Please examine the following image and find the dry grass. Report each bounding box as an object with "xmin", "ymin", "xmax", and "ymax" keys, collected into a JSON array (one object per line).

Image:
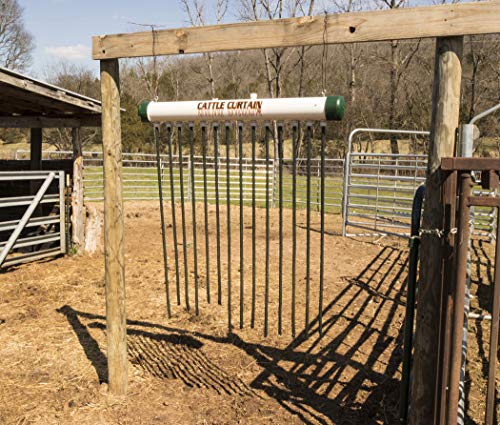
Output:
[{"xmin": 0, "ymin": 202, "xmax": 497, "ymax": 424}]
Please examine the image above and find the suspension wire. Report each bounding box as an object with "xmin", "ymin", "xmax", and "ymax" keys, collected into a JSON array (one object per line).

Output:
[
  {"xmin": 250, "ymin": 123, "xmax": 257, "ymax": 329},
  {"xmin": 321, "ymin": 12, "xmax": 329, "ymax": 96},
  {"xmin": 278, "ymin": 123, "xmax": 284, "ymax": 335},
  {"xmin": 177, "ymin": 124, "xmax": 190, "ymax": 311},
  {"xmin": 166, "ymin": 124, "xmax": 181, "ymax": 305},
  {"xmin": 225, "ymin": 123, "xmax": 232, "ymax": 332},
  {"xmin": 238, "ymin": 123, "xmax": 244, "ymax": 329},
  {"xmin": 189, "ymin": 123, "xmax": 199, "ymax": 315},
  {"xmin": 264, "ymin": 123, "xmax": 271, "ymax": 337},
  {"xmin": 319, "ymin": 122, "xmax": 326, "ymax": 336},
  {"xmin": 201, "ymin": 123, "xmax": 211, "ymax": 304},
  {"xmin": 305, "ymin": 123, "xmax": 312, "ymax": 335},
  {"xmin": 213, "ymin": 123, "xmax": 223, "ymax": 306},
  {"xmin": 153, "ymin": 124, "xmax": 171, "ymax": 318},
  {"xmin": 291, "ymin": 123, "xmax": 298, "ymax": 338}
]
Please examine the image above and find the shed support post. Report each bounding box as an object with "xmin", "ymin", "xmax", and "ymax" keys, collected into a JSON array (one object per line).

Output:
[
  {"xmin": 100, "ymin": 58, "xmax": 127, "ymax": 396},
  {"xmin": 72, "ymin": 127, "xmax": 85, "ymax": 250},
  {"xmin": 30, "ymin": 128, "xmax": 43, "ymax": 196},
  {"xmin": 30, "ymin": 128, "xmax": 42, "ymax": 170},
  {"xmin": 409, "ymin": 36, "xmax": 463, "ymax": 425}
]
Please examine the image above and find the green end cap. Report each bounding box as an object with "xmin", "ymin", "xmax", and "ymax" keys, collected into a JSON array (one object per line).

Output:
[
  {"xmin": 138, "ymin": 101, "xmax": 151, "ymax": 122},
  {"xmin": 325, "ymin": 96, "xmax": 345, "ymax": 121}
]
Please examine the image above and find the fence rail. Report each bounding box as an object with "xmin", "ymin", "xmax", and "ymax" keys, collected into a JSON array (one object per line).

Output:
[{"xmin": 13, "ymin": 148, "xmax": 497, "ymax": 240}]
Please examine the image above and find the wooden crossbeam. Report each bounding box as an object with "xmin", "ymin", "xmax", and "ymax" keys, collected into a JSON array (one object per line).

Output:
[
  {"xmin": 93, "ymin": 1, "xmax": 500, "ymax": 60},
  {"xmin": 0, "ymin": 115, "xmax": 101, "ymax": 128}
]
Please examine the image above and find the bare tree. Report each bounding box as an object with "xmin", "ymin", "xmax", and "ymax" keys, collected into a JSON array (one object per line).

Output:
[
  {"xmin": 180, "ymin": 0, "xmax": 228, "ymax": 98},
  {"xmin": 0, "ymin": 0, "xmax": 34, "ymax": 70},
  {"xmin": 43, "ymin": 64, "xmax": 101, "ymax": 150}
]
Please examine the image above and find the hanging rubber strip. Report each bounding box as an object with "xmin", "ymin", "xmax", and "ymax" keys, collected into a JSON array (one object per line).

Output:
[
  {"xmin": 213, "ymin": 123, "xmax": 222, "ymax": 305},
  {"xmin": 319, "ymin": 122, "xmax": 326, "ymax": 336},
  {"xmin": 189, "ymin": 123, "xmax": 199, "ymax": 315},
  {"xmin": 238, "ymin": 123, "xmax": 244, "ymax": 329},
  {"xmin": 278, "ymin": 123, "xmax": 284, "ymax": 335},
  {"xmin": 177, "ymin": 124, "xmax": 190, "ymax": 311},
  {"xmin": 201, "ymin": 123, "xmax": 211, "ymax": 304},
  {"xmin": 225, "ymin": 124, "xmax": 232, "ymax": 332},
  {"xmin": 291, "ymin": 123, "xmax": 298, "ymax": 338},
  {"xmin": 264, "ymin": 123, "xmax": 271, "ymax": 337},
  {"xmin": 305, "ymin": 123, "xmax": 312, "ymax": 335},
  {"xmin": 250, "ymin": 123, "xmax": 257, "ymax": 329},
  {"xmin": 166, "ymin": 124, "xmax": 181, "ymax": 305},
  {"xmin": 153, "ymin": 124, "xmax": 171, "ymax": 318}
]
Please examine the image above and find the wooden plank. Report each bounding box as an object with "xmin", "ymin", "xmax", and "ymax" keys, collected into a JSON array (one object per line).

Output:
[
  {"xmin": 0, "ymin": 115, "xmax": 101, "ymax": 128},
  {"xmin": 71, "ymin": 128, "xmax": 85, "ymax": 250},
  {"xmin": 0, "ymin": 70, "xmax": 102, "ymax": 114},
  {"xmin": 100, "ymin": 58, "xmax": 128, "ymax": 396},
  {"xmin": 93, "ymin": 1, "xmax": 500, "ymax": 60},
  {"xmin": 0, "ymin": 160, "xmax": 73, "ymax": 174},
  {"xmin": 409, "ymin": 36, "xmax": 463, "ymax": 425}
]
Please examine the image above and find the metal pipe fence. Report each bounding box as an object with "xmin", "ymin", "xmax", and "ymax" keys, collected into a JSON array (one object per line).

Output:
[
  {"xmin": 13, "ymin": 143, "xmax": 497, "ymax": 240},
  {"xmin": 14, "ymin": 150, "xmax": 344, "ymax": 211}
]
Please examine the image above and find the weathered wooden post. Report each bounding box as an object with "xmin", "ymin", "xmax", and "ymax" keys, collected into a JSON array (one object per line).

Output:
[
  {"xmin": 71, "ymin": 127, "xmax": 85, "ymax": 249},
  {"xmin": 409, "ymin": 36, "xmax": 463, "ymax": 425},
  {"xmin": 100, "ymin": 58, "xmax": 127, "ymax": 396}
]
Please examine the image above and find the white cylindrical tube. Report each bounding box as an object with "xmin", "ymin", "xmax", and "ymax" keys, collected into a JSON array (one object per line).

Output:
[{"xmin": 138, "ymin": 96, "xmax": 345, "ymax": 123}]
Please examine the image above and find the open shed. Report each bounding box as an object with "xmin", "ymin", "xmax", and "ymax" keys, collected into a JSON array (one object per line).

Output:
[{"xmin": 0, "ymin": 66, "xmax": 102, "ymax": 256}]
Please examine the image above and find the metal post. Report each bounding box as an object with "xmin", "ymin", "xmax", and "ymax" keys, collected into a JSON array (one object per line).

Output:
[
  {"xmin": 446, "ymin": 172, "xmax": 472, "ymax": 425},
  {"xmin": 58, "ymin": 171, "xmax": 67, "ymax": 254}
]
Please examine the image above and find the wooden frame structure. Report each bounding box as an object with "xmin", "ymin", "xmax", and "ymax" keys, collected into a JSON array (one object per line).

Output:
[
  {"xmin": 93, "ymin": 1, "xmax": 500, "ymax": 423},
  {"xmin": 0, "ymin": 67, "xmax": 102, "ymax": 248}
]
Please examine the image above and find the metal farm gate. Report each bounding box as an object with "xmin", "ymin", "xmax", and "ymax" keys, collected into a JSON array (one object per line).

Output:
[
  {"xmin": 341, "ymin": 129, "xmax": 498, "ymax": 240},
  {"xmin": 0, "ymin": 171, "xmax": 67, "ymax": 268}
]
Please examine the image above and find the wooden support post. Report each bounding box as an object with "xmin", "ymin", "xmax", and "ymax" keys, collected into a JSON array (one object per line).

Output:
[
  {"xmin": 100, "ymin": 58, "xmax": 127, "ymax": 396},
  {"xmin": 30, "ymin": 128, "xmax": 43, "ymax": 196},
  {"xmin": 30, "ymin": 128, "xmax": 42, "ymax": 170},
  {"xmin": 71, "ymin": 127, "xmax": 85, "ymax": 250},
  {"xmin": 409, "ymin": 36, "xmax": 463, "ymax": 425}
]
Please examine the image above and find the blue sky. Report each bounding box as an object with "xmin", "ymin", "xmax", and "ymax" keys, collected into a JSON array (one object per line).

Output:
[{"xmin": 19, "ymin": 0, "xmax": 217, "ymax": 76}]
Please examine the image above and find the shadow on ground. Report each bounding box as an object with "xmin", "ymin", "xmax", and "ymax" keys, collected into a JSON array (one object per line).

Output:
[{"xmin": 58, "ymin": 246, "xmax": 410, "ymax": 424}]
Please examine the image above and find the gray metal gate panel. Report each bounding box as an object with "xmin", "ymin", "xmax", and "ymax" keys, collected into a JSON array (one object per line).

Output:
[{"xmin": 0, "ymin": 170, "xmax": 66, "ymax": 268}]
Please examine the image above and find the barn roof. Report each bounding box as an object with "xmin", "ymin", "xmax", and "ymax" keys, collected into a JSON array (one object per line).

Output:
[{"xmin": 0, "ymin": 66, "xmax": 102, "ymax": 128}]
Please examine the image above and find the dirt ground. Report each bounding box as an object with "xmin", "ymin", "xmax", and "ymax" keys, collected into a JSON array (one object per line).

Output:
[{"xmin": 0, "ymin": 201, "xmax": 497, "ymax": 425}]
